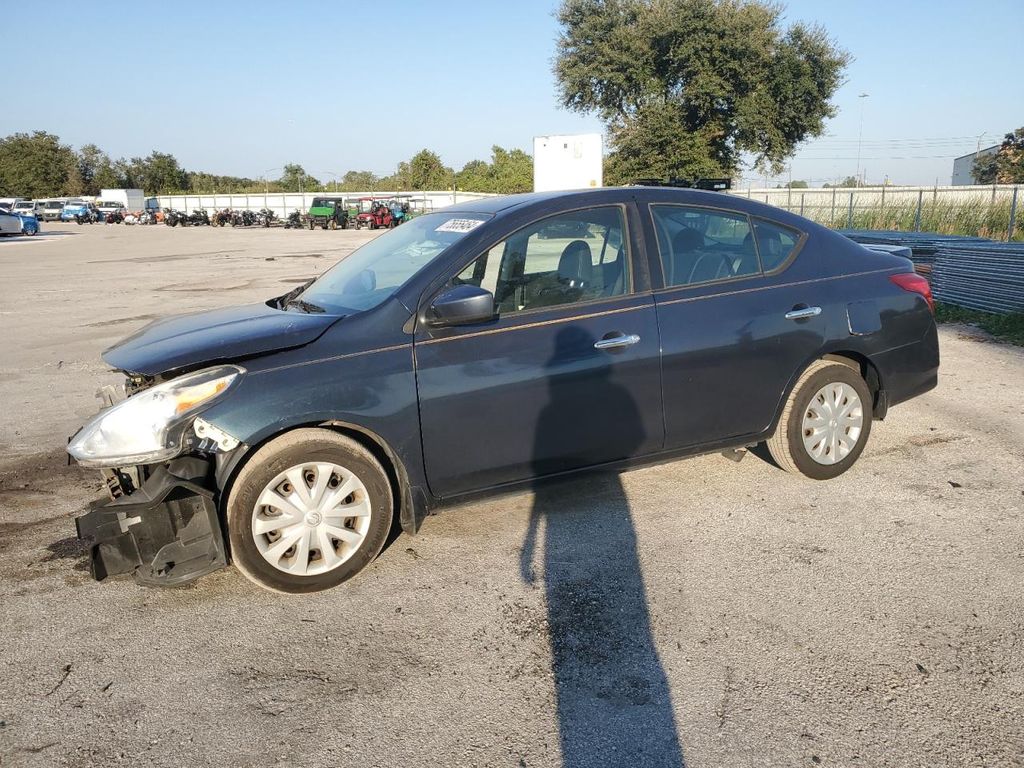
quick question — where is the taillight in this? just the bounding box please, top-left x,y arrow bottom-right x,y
890,272 -> 934,314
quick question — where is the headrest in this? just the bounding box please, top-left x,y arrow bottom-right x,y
558,240 -> 593,285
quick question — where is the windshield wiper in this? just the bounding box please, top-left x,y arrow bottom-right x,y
284,297 -> 327,314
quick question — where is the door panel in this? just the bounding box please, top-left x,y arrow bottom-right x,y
415,295 -> 664,498
656,280 -> 827,448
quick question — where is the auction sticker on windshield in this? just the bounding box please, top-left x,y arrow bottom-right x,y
435,218 -> 486,233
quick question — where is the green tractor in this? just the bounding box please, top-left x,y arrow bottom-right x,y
306,196 -> 350,230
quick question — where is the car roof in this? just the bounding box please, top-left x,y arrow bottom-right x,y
443,186 -> 834,237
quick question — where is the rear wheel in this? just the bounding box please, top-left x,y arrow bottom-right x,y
766,360 -> 872,480
227,429 -> 394,593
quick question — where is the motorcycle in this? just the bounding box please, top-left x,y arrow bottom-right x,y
283,210 -> 303,229
75,207 -> 101,225
105,210 -> 124,224
188,209 -> 210,226
164,209 -> 187,227
212,209 -> 233,227
256,208 -> 276,227
137,210 -> 158,225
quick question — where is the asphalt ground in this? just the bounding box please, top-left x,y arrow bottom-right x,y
0,222 -> 1022,767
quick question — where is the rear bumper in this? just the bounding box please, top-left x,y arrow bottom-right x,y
75,457 -> 228,586
874,320 -> 940,410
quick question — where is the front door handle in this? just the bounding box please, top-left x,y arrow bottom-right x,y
594,333 -> 641,350
784,306 -> 822,320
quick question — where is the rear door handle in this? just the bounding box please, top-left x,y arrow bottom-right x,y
785,306 -> 822,320
594,333 -> 641,350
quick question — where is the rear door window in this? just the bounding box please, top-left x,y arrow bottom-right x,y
650,205 -> 760,287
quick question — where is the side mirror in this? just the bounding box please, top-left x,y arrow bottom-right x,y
428,284 -> 496,327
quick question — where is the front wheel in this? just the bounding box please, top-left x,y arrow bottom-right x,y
765,360 -> 872,480
226,429 -> 394,594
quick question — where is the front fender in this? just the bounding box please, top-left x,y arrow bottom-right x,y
198,342 -> 430,534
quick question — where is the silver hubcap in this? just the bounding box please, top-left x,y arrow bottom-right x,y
252,462 -> 371,576
801,382 -> 864,465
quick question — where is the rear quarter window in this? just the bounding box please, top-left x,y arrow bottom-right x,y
752,218 -> 801,272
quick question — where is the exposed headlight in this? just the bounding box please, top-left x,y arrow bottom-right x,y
68,365 -> 243,468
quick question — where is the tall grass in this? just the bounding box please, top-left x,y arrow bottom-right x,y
807,199 -> 1022,241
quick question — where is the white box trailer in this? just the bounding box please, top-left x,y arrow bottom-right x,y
533,133 -> 603,192
100,188 -> 146,211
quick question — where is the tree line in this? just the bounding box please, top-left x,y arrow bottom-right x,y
0,132 -> 534,198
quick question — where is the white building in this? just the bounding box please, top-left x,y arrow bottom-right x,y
533,134 -> 603,192
951,145 -> 999,185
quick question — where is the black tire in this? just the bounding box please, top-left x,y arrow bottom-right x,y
226,428 -> 394,594
765,360 -> 873,480
309,220 -> 315,230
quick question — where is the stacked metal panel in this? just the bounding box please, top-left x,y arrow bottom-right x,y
840,230 -> 1024,314
931,243 -> 1024,314
840,230 -> 992,270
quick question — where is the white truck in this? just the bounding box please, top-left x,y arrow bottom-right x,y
99,188 -> 147,212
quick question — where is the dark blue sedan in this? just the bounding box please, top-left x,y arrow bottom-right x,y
68,187 -> 939,593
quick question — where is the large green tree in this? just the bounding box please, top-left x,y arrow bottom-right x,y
0,131 -> 77,197
404,149 -> 454,190
339,170 -> 380,190
555,0 -> 850,183
76,144 -> 129,195
278,163 -> 320,192
127,152 -> 189,194
973,127 -> 1024,184
457,146 -> 534,193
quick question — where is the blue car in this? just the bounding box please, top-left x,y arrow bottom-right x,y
61,200 -> 98,223
68,187 -> 939,593
0,208 -> 39,236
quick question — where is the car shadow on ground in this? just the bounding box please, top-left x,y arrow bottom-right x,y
520,327 -> 686,768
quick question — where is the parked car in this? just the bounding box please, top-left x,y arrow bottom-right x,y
0,208 -> 38,235
95,200 -> 127,217
41,199 -> 67,221
68,187 -> 939,593
11,199 -> 43,218
61,200 -> 94,222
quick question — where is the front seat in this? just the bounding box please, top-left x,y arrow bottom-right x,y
670,227 -> 704,286
556,239 -> 593,289
532,240 -> 593,307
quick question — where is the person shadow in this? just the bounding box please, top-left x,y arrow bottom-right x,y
519,327 -> 686,768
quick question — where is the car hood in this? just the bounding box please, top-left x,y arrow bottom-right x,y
102,302 -> 341,376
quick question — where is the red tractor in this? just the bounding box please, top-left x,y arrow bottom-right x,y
355,198 -> 396,230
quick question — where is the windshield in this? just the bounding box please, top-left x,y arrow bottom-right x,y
297,212 -> 491,313
311,198 -> 337,209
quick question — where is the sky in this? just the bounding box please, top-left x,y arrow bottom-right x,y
1,0 -> 1019,187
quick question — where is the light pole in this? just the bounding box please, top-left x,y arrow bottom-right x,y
855,93 -> 869,187
325,170 -> 341,194
263,167 -> 281,194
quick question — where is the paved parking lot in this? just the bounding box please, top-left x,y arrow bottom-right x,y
1,223 -> 1022,767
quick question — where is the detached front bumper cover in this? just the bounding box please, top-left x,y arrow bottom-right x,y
75,457 -> 228,586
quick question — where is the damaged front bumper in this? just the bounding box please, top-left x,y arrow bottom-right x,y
75,456 -> 228,586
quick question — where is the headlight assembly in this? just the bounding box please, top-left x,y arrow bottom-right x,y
68,365 -> 243,468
